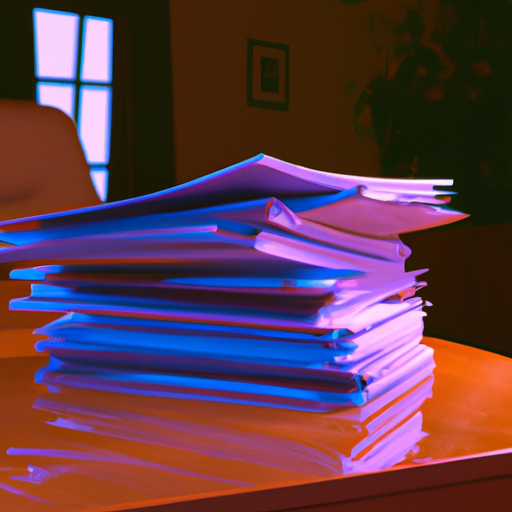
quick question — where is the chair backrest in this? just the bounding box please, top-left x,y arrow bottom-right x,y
0,99 -> 101,223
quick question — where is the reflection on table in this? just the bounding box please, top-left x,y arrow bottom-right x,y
1,338 -> 512,511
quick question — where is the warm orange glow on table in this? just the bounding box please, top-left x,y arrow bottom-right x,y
0,337 -> 511,512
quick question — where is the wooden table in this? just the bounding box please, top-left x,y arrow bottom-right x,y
1,337 -> 511,512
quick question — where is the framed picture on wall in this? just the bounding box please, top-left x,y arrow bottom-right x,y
247,38 -> 289,111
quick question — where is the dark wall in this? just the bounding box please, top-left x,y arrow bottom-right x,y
403,222 -> 512,357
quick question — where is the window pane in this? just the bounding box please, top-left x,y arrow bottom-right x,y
90,167 -> 109,202
33,8 -> 79,80
78,86 -> 112,165
36,82 -> 76,119
80,16 -> 113,83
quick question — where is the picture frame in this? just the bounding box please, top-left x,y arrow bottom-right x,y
247,38 -> 289,111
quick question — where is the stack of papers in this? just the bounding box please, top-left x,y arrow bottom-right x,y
0,154 -> 466,411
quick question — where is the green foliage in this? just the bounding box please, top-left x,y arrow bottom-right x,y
355,1 -> 512,224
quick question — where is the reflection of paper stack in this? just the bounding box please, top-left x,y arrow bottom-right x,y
0,154 -> 465,411
2,374 -> 433,510
34,370 -> 434,476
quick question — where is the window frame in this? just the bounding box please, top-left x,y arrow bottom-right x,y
0,0 -> 175,202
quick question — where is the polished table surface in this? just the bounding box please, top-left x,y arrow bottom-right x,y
1,337 -> 512,512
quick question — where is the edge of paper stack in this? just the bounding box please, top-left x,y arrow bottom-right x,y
0,154 -> 468,415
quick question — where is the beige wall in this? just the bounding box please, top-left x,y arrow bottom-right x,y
169,0 -> 419,184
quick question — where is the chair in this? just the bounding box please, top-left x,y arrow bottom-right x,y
0,99 -> 101,358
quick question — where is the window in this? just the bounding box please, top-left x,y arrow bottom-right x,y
33,8 -> 113,202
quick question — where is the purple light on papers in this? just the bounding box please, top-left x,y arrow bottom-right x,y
78,86 -> 112,165
33,9 -> 79,80
36,82 -> 76,119
80,16 -> 113,83
1,154 -> 467,417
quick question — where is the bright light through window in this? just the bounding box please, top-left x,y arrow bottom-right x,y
78,86 -> 112,165
36,82 -> 76,119
81,16 -> 113,83
33,8 -> 113,202
33,9 -> 79,80
90,168 -> 109,202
